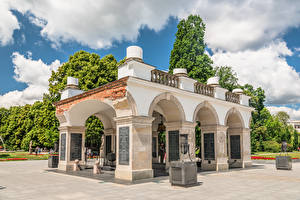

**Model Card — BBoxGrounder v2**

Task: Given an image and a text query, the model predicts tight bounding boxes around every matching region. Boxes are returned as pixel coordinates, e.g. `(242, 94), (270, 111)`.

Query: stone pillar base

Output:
(202, 160), (216, 171)
(202, 161), (228, 171)
(243, 161), (252, 168)
(216, 163), (229, 171)
(115, 169), (153, 181)
(58, 160), (85, 171)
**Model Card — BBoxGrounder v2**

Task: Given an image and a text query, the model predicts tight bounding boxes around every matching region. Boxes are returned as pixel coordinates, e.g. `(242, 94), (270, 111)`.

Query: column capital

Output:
(103, 128), (115, 135)
(58, 126), (85, 133)
(201, 124), (228, 132)
(114, 116), (154, 127)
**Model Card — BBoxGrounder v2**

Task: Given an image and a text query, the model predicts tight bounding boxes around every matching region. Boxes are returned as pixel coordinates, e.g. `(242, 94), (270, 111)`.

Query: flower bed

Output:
(0, 158), (28, 161)
(251, 156), (299, 160)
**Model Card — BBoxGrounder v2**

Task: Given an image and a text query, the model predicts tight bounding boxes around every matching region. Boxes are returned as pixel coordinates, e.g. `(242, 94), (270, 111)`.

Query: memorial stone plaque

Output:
(60, 133), (66, 161)
(230, 135), (241, 159)
(169, 130), (179, 162)
(152, 137), (157, 158)
(204, 133), (215, 160)
(70, 133), (82, 161)
(105, 135), (112, 155)
(119, 126), (129, 165)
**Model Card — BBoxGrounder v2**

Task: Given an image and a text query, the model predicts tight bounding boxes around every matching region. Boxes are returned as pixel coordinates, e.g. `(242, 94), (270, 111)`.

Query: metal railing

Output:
(194, 82), (214, 97)
(151, 69), (179, 88)
(225, 91), (240, 104)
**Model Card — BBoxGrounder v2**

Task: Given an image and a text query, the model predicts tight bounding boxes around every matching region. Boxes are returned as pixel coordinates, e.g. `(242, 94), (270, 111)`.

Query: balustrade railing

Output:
(225, 92), (240, 104)
(194, 82), (214, 97)
(151, 69), (179, 88)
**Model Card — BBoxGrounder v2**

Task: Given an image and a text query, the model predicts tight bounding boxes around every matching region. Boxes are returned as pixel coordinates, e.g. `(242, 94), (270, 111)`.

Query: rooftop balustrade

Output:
(194, 82), (215, 97)
(151, 69), (179, 88)
(225, 91), (240, 104)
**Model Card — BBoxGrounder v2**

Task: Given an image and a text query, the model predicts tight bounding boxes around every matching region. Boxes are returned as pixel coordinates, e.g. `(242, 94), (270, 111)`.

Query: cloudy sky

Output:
(1, 0), (300, 119)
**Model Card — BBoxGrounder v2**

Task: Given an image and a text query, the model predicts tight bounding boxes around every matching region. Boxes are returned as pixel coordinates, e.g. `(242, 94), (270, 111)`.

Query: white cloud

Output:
(0, 0), (298, 51)
(268, 106), (300, 120)
(0, 1), (20, 46)
(212, 41), (300, 104)
(0, 52), (60, 108)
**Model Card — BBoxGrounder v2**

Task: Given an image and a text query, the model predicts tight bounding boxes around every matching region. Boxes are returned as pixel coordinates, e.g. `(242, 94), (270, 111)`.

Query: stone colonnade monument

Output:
(54, 46), (253, 181)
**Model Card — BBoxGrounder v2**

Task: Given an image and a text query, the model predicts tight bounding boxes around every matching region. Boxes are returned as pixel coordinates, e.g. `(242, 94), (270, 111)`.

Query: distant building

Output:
(288, 120), (300, 132)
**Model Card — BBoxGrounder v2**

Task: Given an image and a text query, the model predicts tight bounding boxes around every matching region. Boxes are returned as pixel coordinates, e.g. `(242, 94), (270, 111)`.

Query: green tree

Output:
(85, 116), (103, 150)
(214, 66), (239, 91)
(169, 15), (214, 83)
(275, 111), (290, 125)
(49, 50), (121, 149)
(49, 51), (119, 102)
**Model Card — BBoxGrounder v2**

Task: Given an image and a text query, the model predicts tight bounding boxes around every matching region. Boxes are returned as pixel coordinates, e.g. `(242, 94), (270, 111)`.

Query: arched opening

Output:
(225, 108), (244, 168)
(193, 102), (219, 170)
(66, 99), (117, 169)
(148, 93), (185, 176)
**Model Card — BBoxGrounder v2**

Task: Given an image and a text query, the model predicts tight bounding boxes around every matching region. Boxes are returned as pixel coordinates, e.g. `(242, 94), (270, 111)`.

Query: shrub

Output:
(262, 141), (281, 153)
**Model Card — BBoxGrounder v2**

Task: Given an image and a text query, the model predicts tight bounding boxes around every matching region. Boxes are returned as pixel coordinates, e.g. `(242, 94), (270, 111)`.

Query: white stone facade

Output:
(55, 46), (253, 181)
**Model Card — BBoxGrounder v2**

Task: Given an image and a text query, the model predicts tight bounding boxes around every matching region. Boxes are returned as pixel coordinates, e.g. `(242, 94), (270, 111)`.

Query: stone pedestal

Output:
(227, 128), (252, 168)
(58, 126), (85, 171)
(201, 125), (229, 171)
(114, 116), (154, 181)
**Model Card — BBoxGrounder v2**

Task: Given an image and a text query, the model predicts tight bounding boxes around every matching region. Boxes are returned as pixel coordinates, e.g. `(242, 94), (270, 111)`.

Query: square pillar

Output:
(227, 128), (252, 168)
(114, 116), (154, 181)
(164, 121), (196, 168)
(103, 128), (116, 165)
(58, 126), (85, 171)
(201, 125), (228, 171)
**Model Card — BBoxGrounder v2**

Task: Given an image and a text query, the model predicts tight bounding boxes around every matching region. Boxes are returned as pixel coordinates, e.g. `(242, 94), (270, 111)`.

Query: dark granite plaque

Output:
(152, 137), (157, 158)
(105, 135), (112, 155)
(60, 133), (66, 161)
(204, 133), (215, 160)
(169, 130), (179, 162)
(230, 135), (241, 159)
(119, 126), (129, 165)
(70, 133), (82, 161)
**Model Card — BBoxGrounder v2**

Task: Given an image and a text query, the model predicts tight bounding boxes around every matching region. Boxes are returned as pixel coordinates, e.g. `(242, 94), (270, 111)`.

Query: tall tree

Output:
(49, 50), (121, 149)
(214, 66), (239, 91)
(49, 51), (119, 102)
(169, 15), (214, 83)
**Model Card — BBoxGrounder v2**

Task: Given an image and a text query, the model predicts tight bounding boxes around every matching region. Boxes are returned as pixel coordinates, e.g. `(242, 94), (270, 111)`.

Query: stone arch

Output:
(224, 107), (245, 128)
(148, 92), (186, 122)
(127, 91), (138, 116)
(193, 101), (219, 126)
(66, 99), (117, 127)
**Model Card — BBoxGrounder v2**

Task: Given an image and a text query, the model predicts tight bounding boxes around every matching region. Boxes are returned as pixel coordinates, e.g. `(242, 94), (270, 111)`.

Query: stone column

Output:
(102, 128), (115, 165)
(114, 116), (154, 181)
(242, 128), (252, 168)
(180, 121), (197, 161)
(58, 126), (85, 171)
(227, 128), (252, 168)
(164, 121), (196, 167)
(164, 122), (181, 168)
(201, 125), (228, 171)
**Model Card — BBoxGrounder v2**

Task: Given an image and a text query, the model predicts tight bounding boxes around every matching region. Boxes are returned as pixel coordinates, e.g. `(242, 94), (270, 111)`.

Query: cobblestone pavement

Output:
(1, 160), (300, 200)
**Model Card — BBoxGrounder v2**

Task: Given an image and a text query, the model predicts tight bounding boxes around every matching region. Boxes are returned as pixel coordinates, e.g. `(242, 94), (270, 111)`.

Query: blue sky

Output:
(1, 0), (300, 119)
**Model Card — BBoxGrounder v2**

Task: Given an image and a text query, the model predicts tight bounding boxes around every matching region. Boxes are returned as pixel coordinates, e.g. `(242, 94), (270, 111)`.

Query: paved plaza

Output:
(1, 160), (300, 200)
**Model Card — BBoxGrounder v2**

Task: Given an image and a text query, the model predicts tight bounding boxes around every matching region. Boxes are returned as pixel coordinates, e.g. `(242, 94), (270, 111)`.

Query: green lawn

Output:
(252, 151), (300, 159)
(0, 151), (49, 161)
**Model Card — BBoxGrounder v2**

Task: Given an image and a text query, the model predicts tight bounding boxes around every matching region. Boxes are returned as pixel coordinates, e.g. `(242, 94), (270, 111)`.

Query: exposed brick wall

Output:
(54, 77), (128, 115)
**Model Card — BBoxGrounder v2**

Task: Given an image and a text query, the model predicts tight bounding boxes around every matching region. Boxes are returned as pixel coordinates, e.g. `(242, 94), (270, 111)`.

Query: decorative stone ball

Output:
(207, 76), (219, 87)
(232, 88), (244, 94)
(173, 68), (187, 76)
(74, 159), (79, 164)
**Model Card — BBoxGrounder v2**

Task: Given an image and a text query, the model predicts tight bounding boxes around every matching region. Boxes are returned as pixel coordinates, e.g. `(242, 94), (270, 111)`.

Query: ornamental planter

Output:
(169, 161), (197, 187)
(276, 156), (292, 170)
(48, 154), (59, 168)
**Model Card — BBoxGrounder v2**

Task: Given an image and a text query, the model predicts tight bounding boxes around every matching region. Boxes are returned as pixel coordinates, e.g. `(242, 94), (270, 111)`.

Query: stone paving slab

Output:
(1, 160), (300, 200)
